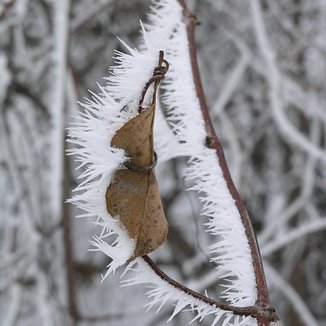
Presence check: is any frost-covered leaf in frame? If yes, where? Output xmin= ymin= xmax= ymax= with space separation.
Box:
xmin=107 ymin=101 xmax=168 ymax=258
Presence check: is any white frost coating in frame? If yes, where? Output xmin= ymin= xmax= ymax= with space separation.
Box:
xmin=68 ymin=89 xmax=134 ymax=275
xmin=68 ymin=41 xmax=166 ymax=275
xmin=160 ymin=10 xmax=257 ymax=306
xmin=154 ymin=101 xmax=191 ymax=162
xmin=69 ymin=0 xmax=258 ymax=322
xmin=68 ymin=0 xmax=186 ymax=275
xmin=122 ymin=259 xmax=258 ymax=326
xmin=186 ymin=151 xmax=256 ymax=306
xmin=141 ymin=0 xmax=183 ymax=51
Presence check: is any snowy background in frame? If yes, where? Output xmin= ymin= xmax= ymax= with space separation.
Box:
xmin=0 ymin=0 xmax=326 ymax=325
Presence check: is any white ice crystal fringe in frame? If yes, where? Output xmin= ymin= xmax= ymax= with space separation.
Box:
xmin=121 ymin=259 xmax=258 ymax=326
xmin=67 ymin=38 xmax=172 ymax=274
xmin=186 ymin=151 xmax=256 ymax=306
xmin=159 ymin=5 xmax=257 ymax=307
xmin=154 ymin=101 xmax=192 ymax=162
xmin=68 ymin=0 xmax=258 ymax=323
xmin=67 ymin=90 xmax=135 ymax=274
xmin=67 ymin=0 xmax=185 ymax=276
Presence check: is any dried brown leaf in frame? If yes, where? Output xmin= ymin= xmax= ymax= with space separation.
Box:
xmin=106 ymin=104 xmax=168 ymax=259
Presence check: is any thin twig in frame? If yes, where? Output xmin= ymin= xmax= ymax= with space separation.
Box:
xmin=250 ymin=0 xmax=326 ymax=163
xmin=143 ymin=256 xmax=278 ymax=321
xmin=261 ymin=218 xmax=326 ymax=256
xmin=134 ymin=0 xmax=277 ymax=323
xmin=134 ymin=47 xmax=274 ymax=321
xmin=176 ymin=1 xmax=276 ymax=324
xmin=138 ymin=50 xmax=169 ymax=111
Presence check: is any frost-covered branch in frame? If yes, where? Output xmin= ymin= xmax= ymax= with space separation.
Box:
xmin=50 ymin=0 xmax=70 ymax=223
xmin=67 ymin=0 xmax=279 ymax=324
xmin=250 ymin=0 xmax=326 ymax=163
xmin=212 ymin=52 xmax=249 ymax=117
xmin=261 ymin=218 xmax=326 ymax=256
xmin=259 ymin=117 xmax=320 ymax=244
xmin=123 ymin=257 xmax=261 ymax=324
xmin=176 ymin=2 xmax=273 ymax=324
